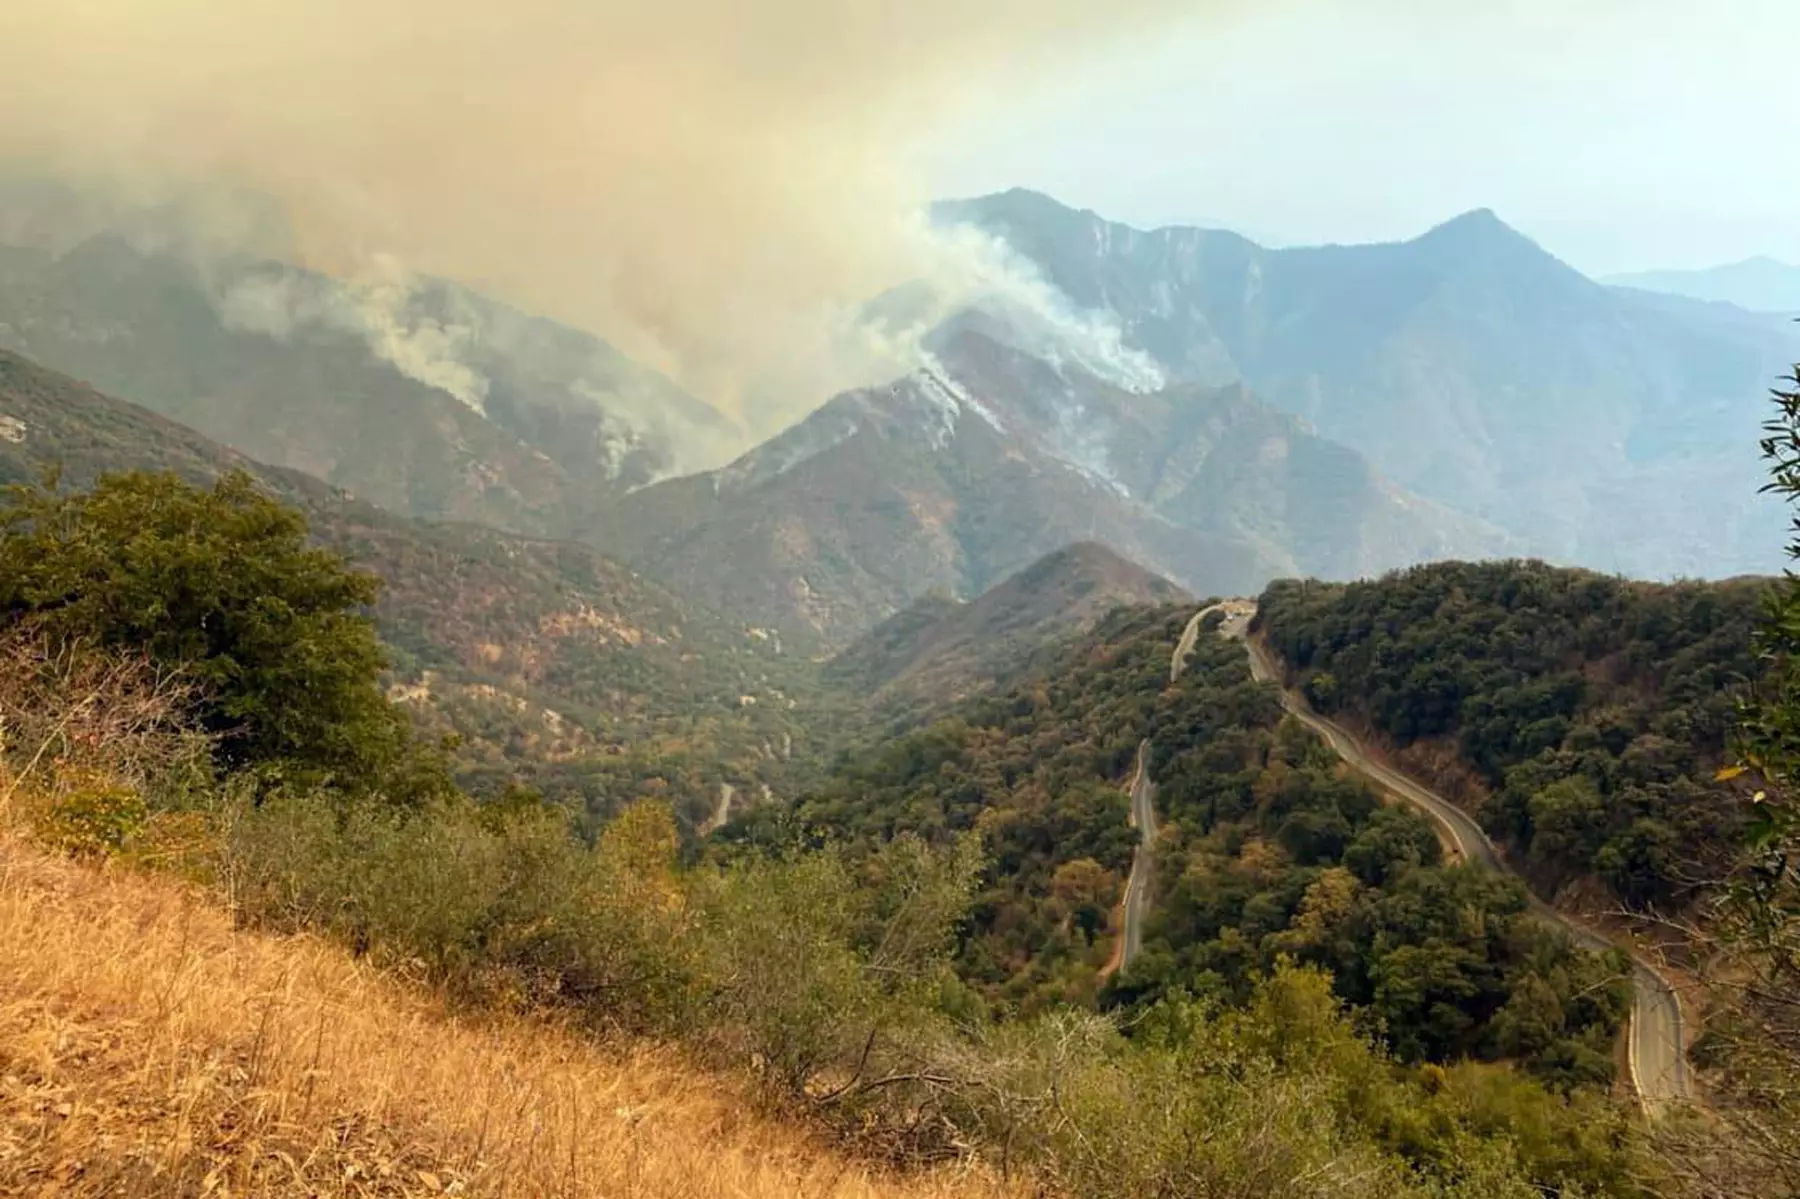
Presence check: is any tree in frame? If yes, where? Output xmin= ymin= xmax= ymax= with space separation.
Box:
xmin=1659 ymin=361 xmax=1800 ymax=1196
xmin=1738 ymin=364 xmax=1800 ymax=951
xmin=0 ymin=470 xmax=444 ymax=798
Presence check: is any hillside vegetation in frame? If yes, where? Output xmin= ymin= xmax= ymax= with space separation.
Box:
xmin=0 ymin=471 xmax=1667 ymax=1198
xmin=0 ymin=349 xmax=813 ymax=833
xmin=826 ymin=542 xmax=1189 ymax=708
xmin=794 ymin=606 xmax=1633 ymax=1090
xmin=1255 ymin=561 xmax=1764 ymax=910
xmin=0 ymin=827 xmax=1010 ymax=1199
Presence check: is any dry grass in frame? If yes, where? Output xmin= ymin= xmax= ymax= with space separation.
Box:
xmin=0 ymin=831 xmax=1021 ymax=1198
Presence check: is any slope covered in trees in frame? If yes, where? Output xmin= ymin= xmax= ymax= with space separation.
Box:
xmin=0 ymin=349 xmax=815 ymax=832
xmin=0 ymin=471 xmax=1655 ymax=1198
xmin=1256 ymin=561 xmax=1764 ymax=910
xmin=783 ymin=604 xmax=1632 ymax=1088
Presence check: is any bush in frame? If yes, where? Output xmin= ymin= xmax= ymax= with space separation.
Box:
xmin=0 ymin=470 xmax=448 ymax=800
xmin=35 ymin=777 xmax=148 ymax=856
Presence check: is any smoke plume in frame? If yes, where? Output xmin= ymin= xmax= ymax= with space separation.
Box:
xmin=0 ymin=0 xmax=1200 ymax=446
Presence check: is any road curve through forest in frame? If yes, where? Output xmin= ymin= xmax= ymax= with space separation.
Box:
xmin=1212 ymin=605 xmax=1691 ymax=1111
xmin=700 ymin=781 xmax=736 ymax=837
xmin=1118 ymin=603 xmax=1229 ymax=972
xmin=1118 ymin=740 xmax=1159 ymax=968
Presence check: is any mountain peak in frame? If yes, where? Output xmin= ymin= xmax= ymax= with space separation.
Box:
xmin=828 ymin=541 xmax=1188 ymax=700
xmin=1415 ymin=207 xmax=1529 ymax=249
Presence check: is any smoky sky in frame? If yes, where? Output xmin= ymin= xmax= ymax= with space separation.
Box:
xmin=0 ymin=0 xmax=1212 ymax=436
xmin=927 ymin=0 xmax=1800 ymax=275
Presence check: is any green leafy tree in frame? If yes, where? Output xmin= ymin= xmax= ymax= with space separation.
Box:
xmin=0 ymin=469 xmax=444 ymax=798
xmin=1676 ymin=363 xmax=1800 ymax=1196
xmin=1737 ymin=364 xmax=1800 ymax=950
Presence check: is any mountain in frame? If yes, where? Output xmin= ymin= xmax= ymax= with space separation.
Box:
xmin=0 ymin=231 xmax=737 ymax=535
xmin=1609 ymin=257 xmax=1800 ymax=314
xmin=598 ymin=327 xmax=1504 ymax=647
xmin=935 ymin=190 xmax=1800 ymax=578
xmin=828 ymin=541 xmax=1189 ymax=702
xmin=0 ymin=348 xmax=806 ymax=826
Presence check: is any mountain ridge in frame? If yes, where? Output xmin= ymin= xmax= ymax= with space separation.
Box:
xmin=0 ymin=347 xmax=805 ymax=828
xmin=935 ymin=189 xmax=1799 ymax=578
xmin=827 ymin=540 xmax=1190 ymax=703
xmin=0 ymin=232 xmax=736 ymax=538
xmin=596 ymin=327 xmax=1505 ymax=647
xmin=1607 ymin=256 xmax=1800 ymax=314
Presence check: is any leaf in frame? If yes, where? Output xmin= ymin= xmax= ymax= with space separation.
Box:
xmin=1715 ymin=764 xmax=1748 ymax=782
xmin=1745 ymin=807 xmax=1778 ymax=850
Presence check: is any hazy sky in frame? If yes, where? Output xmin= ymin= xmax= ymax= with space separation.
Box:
xmin=924 ymin=0 xmax=1800 ymax=276
xmin=4 ymin=0 xmax=1791 ymax=432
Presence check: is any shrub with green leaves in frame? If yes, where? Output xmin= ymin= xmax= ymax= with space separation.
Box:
xmin=0 ymin=470 xmax=449 ymax=800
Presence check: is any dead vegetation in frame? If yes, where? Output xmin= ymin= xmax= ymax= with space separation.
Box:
xmin=0 ymin=828 xmax=1018 ymax=1199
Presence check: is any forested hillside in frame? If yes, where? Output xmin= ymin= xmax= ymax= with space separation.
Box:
xmin=1256 ymin=561 xmax=1765 ymax=909
xmin=1 ymin=470 xmax=1654 ymax=1198
xmin=782 ymin=604 xmax=1632 ymax=1088
xmin=0 ymin=349 xmax=814 ymax=833
xmin=826 ymin=542 xmax=1189 ymax=708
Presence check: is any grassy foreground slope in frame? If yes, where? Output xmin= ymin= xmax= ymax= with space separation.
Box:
xmin=0 ymin=826 xmax=1008 ymax=1199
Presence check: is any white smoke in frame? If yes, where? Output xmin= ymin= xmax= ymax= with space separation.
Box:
xmin=925 ymin=222 xmax=1166 ymax=393
xmin=837 ymin=216 xmax=1167 ymax=400
xmin=217 ymin=258 xmax=491 ymax=414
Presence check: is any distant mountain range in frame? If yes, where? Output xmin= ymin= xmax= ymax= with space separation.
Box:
xmin=3 ymin=186 xmax=1795 ymax=650
xmin=1608 ymin=257 xmax=1800 ymax=314
xmin=0 ymin=235 xmax=736 ymax=536
xmin=937 ymin=190 xmax=1800 ymax=580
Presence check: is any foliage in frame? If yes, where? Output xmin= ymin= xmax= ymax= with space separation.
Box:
xmin=1734 ymin=363 xmax=1800 ymax=958
xmin=34 ymin=775 xmax=148 ymax=856
xmin=0 ymin=350 xmax=818 ymax=833
xmin=1025 ymin=966 xmax=1641 ymax=1199
xmin=1257 ymin=561 xmax=1763 ymax=908
xmin=785 ymin=605 xmax=1179 ymax=1012
xmin=4 ymin=611 xmax=1655 ymax=1195
xmin=0 ymin=470 xmax=448 ymax=799
xmin=788 ymin=604 xmax=1629 ymax=1087
xmin=1660 ymin=363 xmax=1800 ymax=1197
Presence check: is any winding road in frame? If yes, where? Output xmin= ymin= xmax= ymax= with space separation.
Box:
xmin=700 ymin=781 xmax=736 ymax=836
xmin=1118 ymin=740 xmax=1158 ymax=967
xmin=1209 ymin=605 xmax=1690 ymax=1110
xmin=1116 ymin=604 xmax=1219 ymax=972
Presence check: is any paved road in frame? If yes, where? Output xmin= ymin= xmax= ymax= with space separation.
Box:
xmin=1119 ymin=740 xmax=1158 ymax=968
xmin=700 ymin=781 xmax=736 ymax=836
xmin=1215 ymin=606 xmax=1691 ymax=1111
xmin=1171 ymin=605 xmax=1214 ymax=683
xmin=1117 ymin=604 xmax=1228 ymax=971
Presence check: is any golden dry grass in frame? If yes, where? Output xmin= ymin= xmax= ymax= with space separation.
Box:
xmin=0 ymin=832 xmax=1021 ymax=1198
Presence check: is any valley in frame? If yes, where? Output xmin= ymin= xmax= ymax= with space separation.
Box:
xmin=1 ymin=176 xmax=1796 ymax=1196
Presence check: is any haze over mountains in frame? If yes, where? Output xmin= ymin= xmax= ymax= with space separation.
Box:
xmin=1608 ymin=257 xmax=1800 ymax=314
xmin=939 ymin=189 xmax=1799 ymax=580
xmin=0 ymin=348 xmax=807 ymax=826
xmin=1 ymin=185 xmax=1794 ymax=650
xmin=0 ymin=232 xmax=738 ymax=534
xmin=597 ymin=324 xmax=1508 ymax=644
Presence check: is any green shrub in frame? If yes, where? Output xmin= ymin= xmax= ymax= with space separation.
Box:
xmin=37 ymin=779 xmax=148 ymax=856
xmin=0 ymin=470 xmax=450 ymax=801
